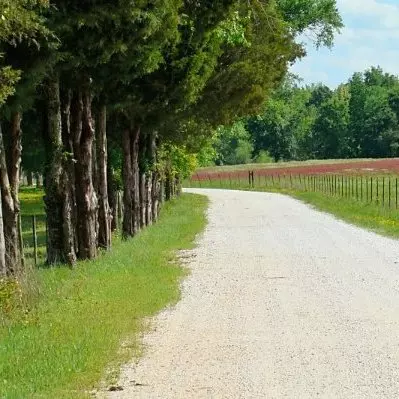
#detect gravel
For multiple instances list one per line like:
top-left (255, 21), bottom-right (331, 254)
top-left (105, 189), bottom-right (399, 398)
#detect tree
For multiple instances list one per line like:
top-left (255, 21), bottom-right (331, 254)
top-left (0, 0), bottom-right (50, 275)
top-left (276, 0), bottom-right (343, 47)
top-left (215, 122), bottom-right (254, 165)
top-left (312, 85), bottom-right (350, 158)
top-left (43, 0), bottom-right (182, 262)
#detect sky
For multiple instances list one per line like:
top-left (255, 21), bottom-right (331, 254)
top-left (290, 0), bottom-right (399, 87)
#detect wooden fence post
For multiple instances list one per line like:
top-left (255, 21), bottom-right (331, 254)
top-left (383, 177), bottom-right (385, 206)
top-left (376, 177), bottom-right (379, 203)
top-left (371, 177), bottom-right (373, 203)
top-left (396, 178), bottom-right (398, 209)
top-left (343, 175), bottom-right (345, 198)
top-left (360, 177), bottom-right (363, 202)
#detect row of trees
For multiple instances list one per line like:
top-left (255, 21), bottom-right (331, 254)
top-left (210, 66), bottom-right (399, 165)
top-left (0, 0), bottom-right (342, 276)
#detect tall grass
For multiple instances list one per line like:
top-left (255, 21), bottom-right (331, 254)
top-left (0, 194), bottom-right (208, 399)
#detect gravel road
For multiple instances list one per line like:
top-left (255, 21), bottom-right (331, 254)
top-left (106, 189), bottom-right (399, 398)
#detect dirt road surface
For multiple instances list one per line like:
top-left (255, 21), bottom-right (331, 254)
top-left (106, 189), bottom-right (399, 398)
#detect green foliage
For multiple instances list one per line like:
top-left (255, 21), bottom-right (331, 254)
top-left (276, 0), bottom-right (343, 48)
top-left (238, 66), bottom-right (399, 163)
top-left (0, 65), bottom-right (20, 105)
top-left (0, 0), bottom-right (50, 108)
top-left (158, 143), bottom-right (198, 179)
top-left (312, 85), bottom-right (350, 158)
top-left (247, 80), bottom-right (315, 162)
top-left (215, 122), bottom-right (254, 165)
top-left (195, 140), bottom-right (218, 167)
top-left (254, 150), bottom-right (274, 164)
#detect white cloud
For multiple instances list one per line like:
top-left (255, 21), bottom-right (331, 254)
top-left (337, 0), bottom-right (399, 29)
top-left (290, 0), bottom-right (399, 87)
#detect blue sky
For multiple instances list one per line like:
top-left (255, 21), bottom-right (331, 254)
top-left (290, 0), bottom-right (399, 87)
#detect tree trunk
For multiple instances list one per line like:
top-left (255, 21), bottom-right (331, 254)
top-left (146, 132), bottom-right (157, 225)
top-left (45, 79), bottom-right (77, 266)
top-left (145, 172), bottom-right (152, 226)
top-left (27, 171), bottom-right (33, 186)
top-left (0, 114), bottom-right (23, 276)
top-left (107, 162), bottom-right (117, 232)
top-left (71, 84), bottom-right (98, 260)
top-left (34, 173), bottom-right (40, 187)
top-left (175, 175), bottom-right (182, 196)
top-left (122, 125), bottom-right (140, 238)
top-left (151, 172), bottom-right (160, 223)
top-left (132, 127), bottom-right (141, 235)
top-left (139, 134), bottom-right (147, 229)
top-left (139, 172), bottom-right (146, 229)
top-left (122, 129), bottom-right (133, 238)
top-left (0, 189), bottom-right (5, 275)
top-left (160, 179), bottom-right (165, 205)
top-left (165, 172), bottom-right (173, 201)
top-left (97, 105), bottom-right (111, 250)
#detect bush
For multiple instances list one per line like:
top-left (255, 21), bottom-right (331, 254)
top-left (254, 150), bottom-right (274, 164)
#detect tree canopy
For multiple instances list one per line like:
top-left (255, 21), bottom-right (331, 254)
top-left (206, 66), bottom-right (399, 165)
top-left (0, 0), bottom-right (343, 274)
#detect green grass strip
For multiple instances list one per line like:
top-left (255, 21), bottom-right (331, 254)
top-left (0, 193), bottom-right (208, 399)
top-left (292, 190), bottom-right (399, 239)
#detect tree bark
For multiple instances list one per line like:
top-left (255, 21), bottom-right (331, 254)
top-left (165, 172), bottom-right (173, 201)
top-left (0, 114), bottom-right (23, 275)
top-left (0, 188), bottom-right (5, 276)
top-left (27, 171), bottom-right (33, 186)
top-left (45, 79), bottom-right (77, 266)
top-left (132, 127), bottom-right (141, 235)
top-left (146, 133), bottom-right (157, 225)
top-left (71, 84), bottom-right (98, 260)
top-left (139, 172), bottom-right (146, 228)
top-left (122, 125), bottom-right (140, 238)
top-left (175, 175), bottom-right (182, 196)
top-left (145, 172), bottom-right (152, 226)
top-left (139, 134), bottom-right (147, 229)
top-left (107, 162), bottom-right (117, 232)
top-left (122, 129), bottom-right (133, 237)
top-left (97, 105), bottom-right (111, 250)
top-left (151, 172), bottom-right (160, 223)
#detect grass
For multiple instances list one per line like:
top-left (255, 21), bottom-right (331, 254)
top-left (187, 175), bottom-right (399, 239)
top-left (19, 187), bottom-right (47, 263)
top-left (0, 193), bottom-right (208, 399)
top-left (292, 191), bottom-right (399, 238)
top-left (19, 187), bottom-right (45, 217)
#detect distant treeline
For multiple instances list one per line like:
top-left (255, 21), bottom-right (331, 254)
top-left (206, 67), bottom-right (399, 165)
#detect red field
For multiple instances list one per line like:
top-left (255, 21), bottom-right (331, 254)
top-left (192, 159), bottom-right (399, 181)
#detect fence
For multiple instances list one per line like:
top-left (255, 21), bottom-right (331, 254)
top-left (20, 191), bottom-right (125, 267)
top-left (188, 171), bottom-right (399, 210)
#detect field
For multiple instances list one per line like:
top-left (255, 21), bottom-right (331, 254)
top-left (188, 158), bottom-right (399, 239)
top-left (195, 158), bottom-right (399, 179)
